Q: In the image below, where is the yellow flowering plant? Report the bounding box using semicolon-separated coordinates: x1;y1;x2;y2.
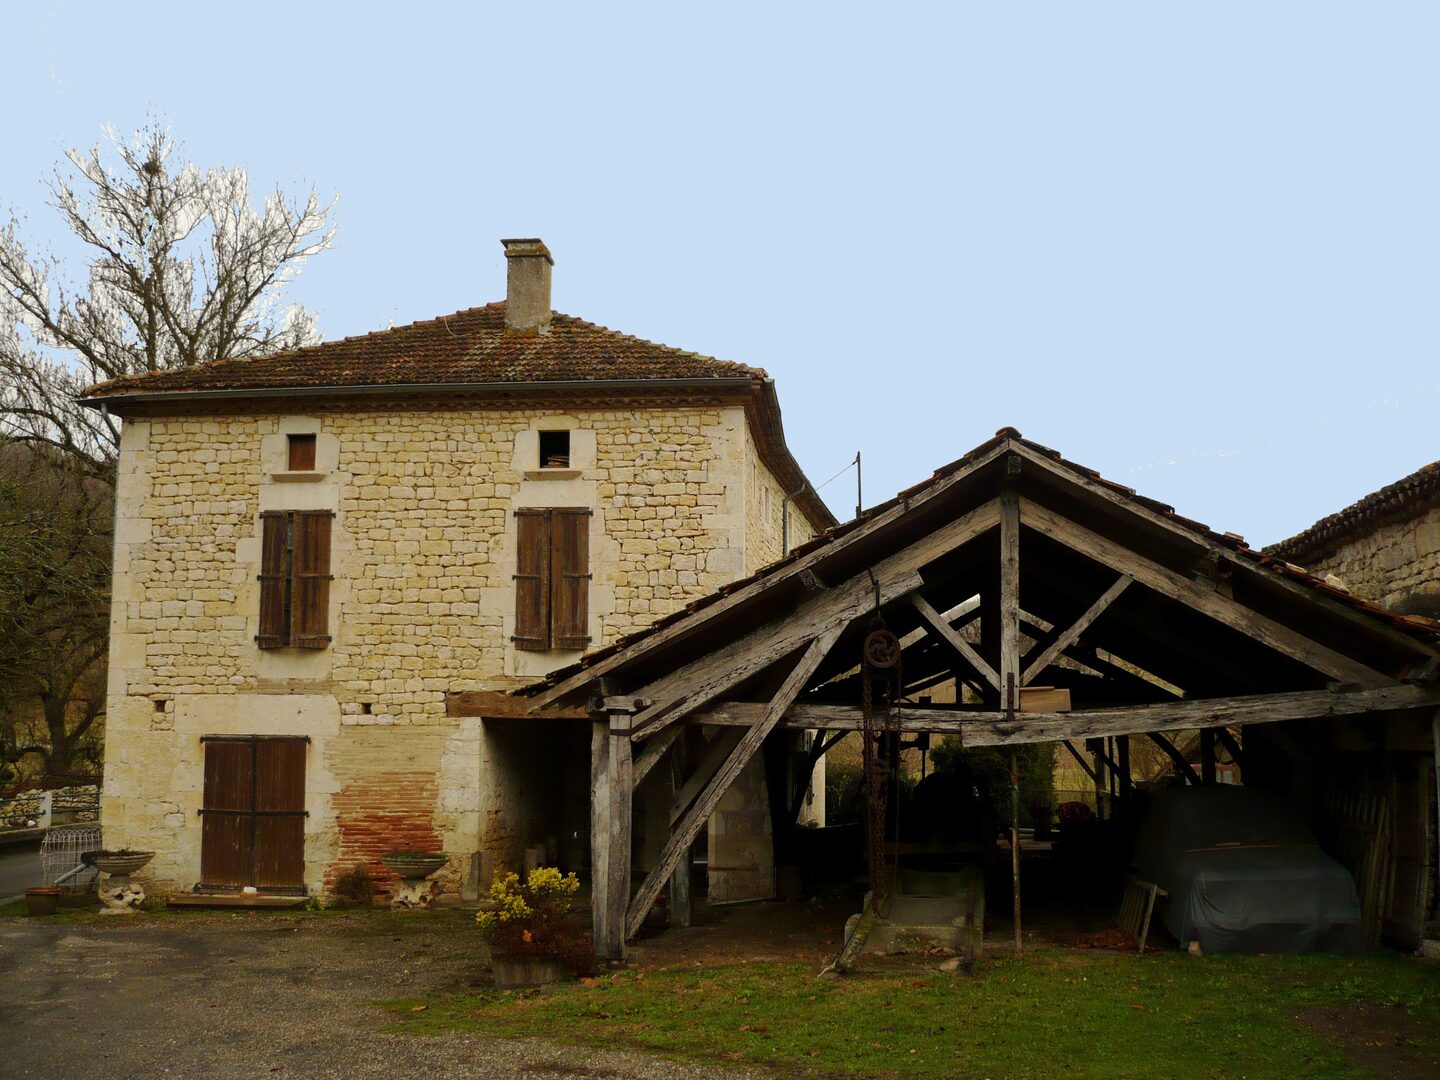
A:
475;866;594;974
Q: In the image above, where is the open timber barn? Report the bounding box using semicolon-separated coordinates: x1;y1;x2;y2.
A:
521;429;1440;960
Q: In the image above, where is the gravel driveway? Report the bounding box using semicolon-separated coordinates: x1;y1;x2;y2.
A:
0;910;764;1079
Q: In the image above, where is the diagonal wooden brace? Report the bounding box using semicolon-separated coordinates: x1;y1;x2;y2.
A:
624;623;844;941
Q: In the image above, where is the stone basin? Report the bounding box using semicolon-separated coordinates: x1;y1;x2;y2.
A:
90;851;155;877
380;851;448;879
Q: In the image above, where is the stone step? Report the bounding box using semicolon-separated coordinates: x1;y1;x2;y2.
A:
167;893;309;909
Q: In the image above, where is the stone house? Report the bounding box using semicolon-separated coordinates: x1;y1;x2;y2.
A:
83;239;834;902
1267;460;1440;619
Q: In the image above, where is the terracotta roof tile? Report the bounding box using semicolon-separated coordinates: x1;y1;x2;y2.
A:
85;302;763;397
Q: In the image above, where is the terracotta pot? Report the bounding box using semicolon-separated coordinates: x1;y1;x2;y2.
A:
24;887;60;917
491;955;567;989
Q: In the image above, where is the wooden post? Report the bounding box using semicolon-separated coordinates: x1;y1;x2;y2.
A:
1010;746;1022;953
1117;734;1131;798
667;734;692;928
1200;728;1216;785
1433;710;1440;921
1000;485;1023;953
590;711;633;961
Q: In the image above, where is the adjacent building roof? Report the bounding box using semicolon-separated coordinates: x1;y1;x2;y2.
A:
81;301;836;532
1266;460;1440;566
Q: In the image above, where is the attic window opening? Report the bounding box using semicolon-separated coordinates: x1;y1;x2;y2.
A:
288;433;317;471
539;430;571;469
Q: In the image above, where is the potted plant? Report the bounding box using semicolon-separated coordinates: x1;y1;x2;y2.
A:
476;867;596;988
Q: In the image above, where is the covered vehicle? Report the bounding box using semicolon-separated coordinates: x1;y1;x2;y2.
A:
1131;786;1363;954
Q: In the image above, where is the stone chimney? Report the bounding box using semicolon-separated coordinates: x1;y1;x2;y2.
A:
502;238;554;334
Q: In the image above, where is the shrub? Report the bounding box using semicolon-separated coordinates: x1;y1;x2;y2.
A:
332;861;375;905
477;867;596;976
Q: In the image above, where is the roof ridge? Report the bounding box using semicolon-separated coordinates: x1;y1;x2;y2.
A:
1267;459;1440;561
549;311;766;378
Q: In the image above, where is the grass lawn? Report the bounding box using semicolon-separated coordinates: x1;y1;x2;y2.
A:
382;948;1440;1078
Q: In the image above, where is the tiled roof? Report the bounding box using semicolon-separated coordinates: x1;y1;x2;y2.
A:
1266;461;1440;565
81;301;837;533
84;302;764;397
523;427;1440;698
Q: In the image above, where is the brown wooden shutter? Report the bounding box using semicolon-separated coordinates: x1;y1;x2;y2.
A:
252;739;307;889
551;508;591;649
291;511;334;648
513;509;551;651
256;512;289;648
200;739;254;888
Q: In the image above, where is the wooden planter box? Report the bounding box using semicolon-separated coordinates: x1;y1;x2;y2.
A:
491;955;567;989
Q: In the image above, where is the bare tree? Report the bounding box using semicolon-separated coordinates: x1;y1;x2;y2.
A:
0;119;335;775
0;442;111;779
0;118;335;473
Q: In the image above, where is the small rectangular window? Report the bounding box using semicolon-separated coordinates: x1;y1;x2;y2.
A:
287;434;317;471
538;430;570;469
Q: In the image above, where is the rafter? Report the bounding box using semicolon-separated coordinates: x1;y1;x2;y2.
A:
624;499;1002;740
1018;498;1393;688
527;443;1013;711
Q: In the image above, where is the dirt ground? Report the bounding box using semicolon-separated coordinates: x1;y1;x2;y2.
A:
0;908;767;1080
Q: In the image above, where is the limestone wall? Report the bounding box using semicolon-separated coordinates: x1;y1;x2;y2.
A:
743;425;820;573
1293;507;1440;614
102;402;781;896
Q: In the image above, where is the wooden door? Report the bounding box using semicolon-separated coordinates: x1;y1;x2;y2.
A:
200;737;308;892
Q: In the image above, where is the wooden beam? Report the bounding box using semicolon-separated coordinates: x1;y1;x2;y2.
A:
1147;731;1201;786
1200;727;1217;784
624;624;845;941
632;725;683;787
528;443;1012;711
1018;498;1393;689
590;713;632;960
1022;576;1133;686
1000;490;1022;710
1008;440;1440;667
909;594;1000;690
691;684;1440;744
627;566;922;741
625;499;1003;740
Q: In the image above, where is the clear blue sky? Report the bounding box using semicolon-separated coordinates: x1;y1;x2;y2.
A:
4;2;1436;546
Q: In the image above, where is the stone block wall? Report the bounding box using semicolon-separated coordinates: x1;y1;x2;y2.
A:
103;400;821;897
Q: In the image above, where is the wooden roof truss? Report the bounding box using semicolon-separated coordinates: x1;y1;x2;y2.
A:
534;439;1440;957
